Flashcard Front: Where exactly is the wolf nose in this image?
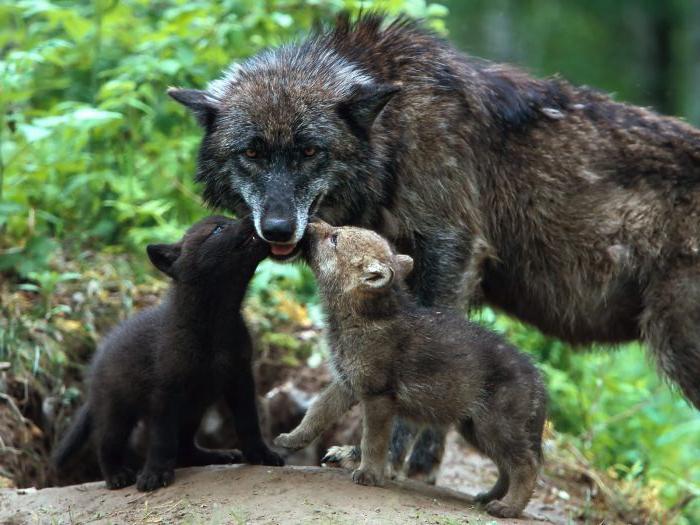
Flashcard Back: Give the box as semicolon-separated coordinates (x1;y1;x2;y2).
261;217;295;243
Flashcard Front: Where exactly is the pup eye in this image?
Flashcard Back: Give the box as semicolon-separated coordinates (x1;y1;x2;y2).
302;146;317;158
244;148;258;159
211;224;225;236
330;233;338;246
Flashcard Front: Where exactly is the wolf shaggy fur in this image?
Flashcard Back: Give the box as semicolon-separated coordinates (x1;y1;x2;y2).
169;14;700;475
52;217;283;491
274;221;547;518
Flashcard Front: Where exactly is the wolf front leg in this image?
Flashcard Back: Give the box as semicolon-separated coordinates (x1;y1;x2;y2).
352;395;395;487
275;381;355;450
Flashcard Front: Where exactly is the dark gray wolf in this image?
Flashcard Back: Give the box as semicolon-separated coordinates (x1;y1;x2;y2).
52;216;283;491
169;13;700;479
274;221;547;518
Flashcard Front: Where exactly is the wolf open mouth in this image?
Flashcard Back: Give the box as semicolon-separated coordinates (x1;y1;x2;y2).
269;243;301;261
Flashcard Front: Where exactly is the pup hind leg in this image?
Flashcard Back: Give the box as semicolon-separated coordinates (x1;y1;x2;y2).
485;459;538;518
457;418;508;502
464;417;540;518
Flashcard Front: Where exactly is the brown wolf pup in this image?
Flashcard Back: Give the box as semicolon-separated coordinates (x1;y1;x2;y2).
52;216;283;491
275;221;547;518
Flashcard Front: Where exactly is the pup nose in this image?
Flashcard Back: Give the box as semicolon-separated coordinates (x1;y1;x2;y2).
261;217;295;243
306;220;329;234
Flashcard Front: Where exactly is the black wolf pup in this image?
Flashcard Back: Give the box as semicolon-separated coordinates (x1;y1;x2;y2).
275;221;547;518
52;216;283;491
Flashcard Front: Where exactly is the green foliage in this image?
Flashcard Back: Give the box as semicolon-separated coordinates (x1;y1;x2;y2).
0;0;446;276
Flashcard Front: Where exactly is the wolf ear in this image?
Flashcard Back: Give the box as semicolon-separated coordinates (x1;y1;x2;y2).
360;259;395;290
394;254;414;281
168;88;219;128
147;243;182;280
337;83;400;138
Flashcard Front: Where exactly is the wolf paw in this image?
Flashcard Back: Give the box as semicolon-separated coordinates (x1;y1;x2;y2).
136;467;174;492
321;445;360;470
485;500;522;518
351;468;383;487
104;468;135;490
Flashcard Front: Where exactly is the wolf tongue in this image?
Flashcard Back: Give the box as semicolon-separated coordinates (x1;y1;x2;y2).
271;244;296;256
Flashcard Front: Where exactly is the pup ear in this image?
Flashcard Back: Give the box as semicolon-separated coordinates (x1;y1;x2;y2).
394;254;414;281
167;88;219;129
360;259;395;290
147;243;182;279
337;83;400;138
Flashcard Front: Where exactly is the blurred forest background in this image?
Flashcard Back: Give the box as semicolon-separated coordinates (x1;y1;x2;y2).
1;1;699;523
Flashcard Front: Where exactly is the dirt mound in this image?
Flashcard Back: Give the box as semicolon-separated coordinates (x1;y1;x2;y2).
0;464;544;525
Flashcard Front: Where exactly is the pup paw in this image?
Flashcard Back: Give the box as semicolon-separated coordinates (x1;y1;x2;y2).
273;432;307;450
203;449;245;465
351;468;383;487
321;445;360;470
245;446;284;467
104;468;135;490
485;500;522;518
136;468;174;492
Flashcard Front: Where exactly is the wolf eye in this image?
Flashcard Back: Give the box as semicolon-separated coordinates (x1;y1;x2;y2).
211;224;225;236
244;148;258;159
330;232;338;246
302;146;317;158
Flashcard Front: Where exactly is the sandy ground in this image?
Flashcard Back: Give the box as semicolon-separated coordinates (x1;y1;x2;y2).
1;464;542;525
0;430;591;525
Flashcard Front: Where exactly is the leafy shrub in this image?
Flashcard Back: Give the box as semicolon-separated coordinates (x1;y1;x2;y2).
0;0;446;275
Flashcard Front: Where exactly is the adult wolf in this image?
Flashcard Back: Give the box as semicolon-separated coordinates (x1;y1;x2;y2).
169;14;700;480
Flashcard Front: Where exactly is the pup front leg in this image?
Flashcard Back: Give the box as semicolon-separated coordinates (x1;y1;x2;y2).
226;362;283;466
352;396;394;487
275;381;355;450
137;394;179;491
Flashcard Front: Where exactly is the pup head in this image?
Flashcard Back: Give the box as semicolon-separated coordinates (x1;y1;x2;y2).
303;220;413;299
168;38;399;262
146;215;268;285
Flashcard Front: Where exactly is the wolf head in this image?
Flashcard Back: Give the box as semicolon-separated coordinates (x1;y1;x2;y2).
169;43;399;261
303;220;413;300
147;215;268;286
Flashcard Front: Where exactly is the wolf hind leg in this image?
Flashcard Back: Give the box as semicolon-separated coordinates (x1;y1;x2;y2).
323;419;446;483
403;425;446;484
642;268;700;410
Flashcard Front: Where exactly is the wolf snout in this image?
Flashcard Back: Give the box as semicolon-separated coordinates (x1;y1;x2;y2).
261;216;296;243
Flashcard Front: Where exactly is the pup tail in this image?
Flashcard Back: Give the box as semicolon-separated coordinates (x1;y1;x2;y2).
52;404;92;469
